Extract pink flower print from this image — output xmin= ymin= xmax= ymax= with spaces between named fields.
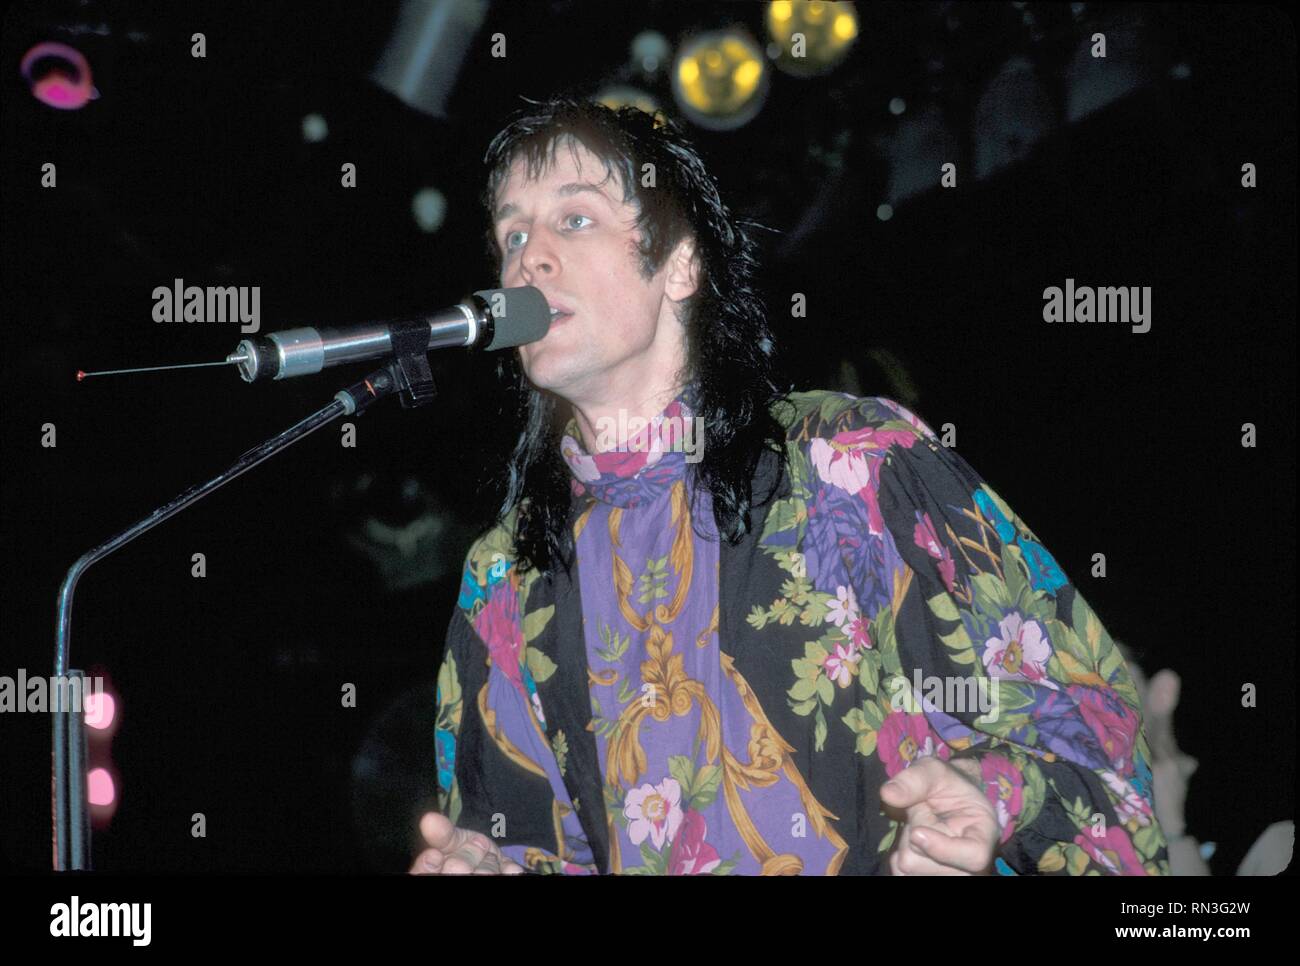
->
xmin=1074 ymin=825 xmax=1148 ymax=875
xmin=667 ymin=809 xmax=722 ymax=875
xmin=982 ymin=612 xmax=1058 ymax=690
xmin=825 ymin=585 xmax=859 ymax=629
xmin=982 ymin=754 xmax=1024 ymax=845
xmin=810 ymin=426 xmax=921 ymax=495
xmin=878 ymin=711 xmax=952 ymax=778
xmin=473 ymin=583 xmax=523 ymax=691
xmin=810 ymin=436 xmax=872 ymax=495
xmin=1070 ymin=685 xmax=1141 ymax=776
xmin=913 ymin=511 xmax=957 ymax=592
xmin=1101 ymin=770 xmax=1153 ymax=827
xmin=824 ymin=641 xmax=860 ymax=688
xmin=624 ymin=778 xmax=684 ymax=850
xmin=845 ymin=615 xmax=873 ymax=650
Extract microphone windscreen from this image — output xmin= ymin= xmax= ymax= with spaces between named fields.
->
xmin=474 ymin=286 xmax=552 ymax=350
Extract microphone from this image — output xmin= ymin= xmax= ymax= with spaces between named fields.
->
xmin=226 ymin=285 xmax=551 ymax=382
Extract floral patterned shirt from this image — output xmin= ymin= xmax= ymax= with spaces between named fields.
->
xmin=434 ymin=389 xmax=1170 ymax=875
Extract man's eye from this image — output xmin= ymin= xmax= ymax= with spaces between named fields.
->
xmin=503 ymin=215 xmax=591 ymax=253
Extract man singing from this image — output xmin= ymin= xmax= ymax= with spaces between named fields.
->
xmin=411 ymin=95 xmax=1170 ymax=875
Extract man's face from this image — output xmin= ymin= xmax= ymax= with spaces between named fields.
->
xmin=491 ymin=137 xmax=696 ymax=408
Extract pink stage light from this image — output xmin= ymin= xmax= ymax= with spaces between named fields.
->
xmin=84 ymin=691 xmax=116 ymax=731
xmin=87 ymin=768 xmax=115 ymax=807
xmin=20 ymin=41 xmax=98 ymax=110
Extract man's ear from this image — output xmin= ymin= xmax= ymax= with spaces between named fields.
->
xmin=664 ymin=237 xmax=701 ymax=303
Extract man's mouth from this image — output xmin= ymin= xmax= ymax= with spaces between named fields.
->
xmin=548 ymin=308 xmax=573 ymax=324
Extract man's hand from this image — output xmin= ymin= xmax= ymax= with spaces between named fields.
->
xmin=1151 ymin=753 xmax=1197 ymax=838
xmin=880 ymin=757 xmax=998 ymax=875
xmin=408 ymin=811 xmax=525 ymax=875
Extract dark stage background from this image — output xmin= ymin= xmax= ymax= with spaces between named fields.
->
xmin=1 ymin=1 xmax=1294 ymax=874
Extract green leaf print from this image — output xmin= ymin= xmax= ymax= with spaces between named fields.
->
xmin=814 ymin=706 xmax=828 ymax=751
xmin=551 ymin=730 xmax=569 ymax=777
xmin=668 ymin=755 xmax=695 ymax=799
xmin=521 ymin=604 xmax=555 ymax=642
xmin=691 ymin=766 xmax=723 ymax=809
xmin=596 ymin=621 xmax=630 ymax=663
xmin=747 ymin=604 xmax=774 ymax=630
xmin=525 ymin=647 xmax=558 ymax=683
xmin=927 ymin=591 xmax=962 ymax=623
xmin=636 ymin=555 xmax=671 ymax=604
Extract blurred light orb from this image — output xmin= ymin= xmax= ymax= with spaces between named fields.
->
xmin=630 ymin=31 xmax=671 ymax=75
xmin=411 ymin=187 xmax=447 ymax=233
xmin=889 ymin=96 xmax=906 ymax=115
xmin=672 ymin=29 xmax=768 ymax=130
xmin=876 ymin=203 xmax=894 ymax=221
xmin=302 ymin=112 xmax=329 ymax=142
xmin=766 ymin=1 xmax=858 ymax=77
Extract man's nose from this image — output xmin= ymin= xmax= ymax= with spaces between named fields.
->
xmin=521 ymin=236 xmax=558 ymax=277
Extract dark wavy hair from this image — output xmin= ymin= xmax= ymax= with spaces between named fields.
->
xmin=481 ymin=94 xmax=791 ymax=576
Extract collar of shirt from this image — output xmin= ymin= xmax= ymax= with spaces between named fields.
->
xmin=559 ymin=385 xmax=700 ymax=508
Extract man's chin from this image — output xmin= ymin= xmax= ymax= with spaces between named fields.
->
xmin=519 ymin=356 xmax=585 ymax=397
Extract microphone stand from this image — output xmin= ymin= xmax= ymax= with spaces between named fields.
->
xmin=53 ymin=322 xmax=438 ymax=870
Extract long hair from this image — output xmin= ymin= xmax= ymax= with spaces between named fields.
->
xmin=481 ymin=94 xmax=791 ymax=576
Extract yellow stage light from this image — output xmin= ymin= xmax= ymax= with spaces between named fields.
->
xmin=671 ymin=29 xmax=769 ymax=130
xmin=767 ymin=0 xmax=858 ymax=77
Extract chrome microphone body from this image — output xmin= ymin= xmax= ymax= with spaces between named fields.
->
xmin=226 ymin=286 xmax=550 ymax=382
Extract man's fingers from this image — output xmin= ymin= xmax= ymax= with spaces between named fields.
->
xmin=891 ymin=827 xmax=960 ymax=875
xmin=910 ymin=823 xmax=996 ymax=873
xmin=880 ymin=758 xmax=944 ymax=809
xmin=892 ymin=825 xmax=974 ymax=875
xmin=413 ymin=817 xmax=526 ymax=874
xmin=472 ymin=851 xmax=503 ymax=874
xmin=441 ymin=850 xmax=482 ymax=874
xmin=420 ymin=811 xmax=456 ymax=850
xmin=409 ymin=847 xmax=444 ymax=875
xmin=467 ymin=837 xmax=502 ymax=875
xmin=442 ymin=829 xmax=493 ymax=874
xmin=889 ymin=821 xmax=951 ymax=878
